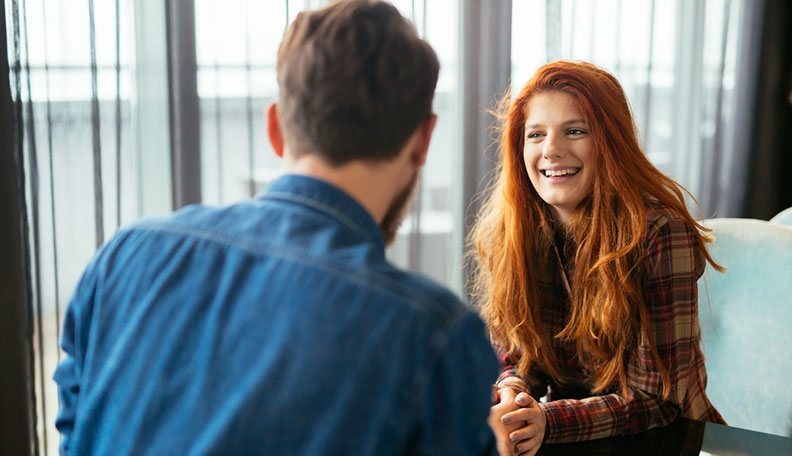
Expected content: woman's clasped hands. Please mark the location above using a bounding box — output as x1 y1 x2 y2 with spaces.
489 387 547 456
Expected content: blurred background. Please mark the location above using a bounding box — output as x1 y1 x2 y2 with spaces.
1 0 790 453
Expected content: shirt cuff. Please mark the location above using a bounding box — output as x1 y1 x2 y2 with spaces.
537 401 565 444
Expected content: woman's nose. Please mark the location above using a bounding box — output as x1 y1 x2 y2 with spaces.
542 133 565 160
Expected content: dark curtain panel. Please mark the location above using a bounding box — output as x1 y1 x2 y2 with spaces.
0 1 36 454
166 0 201 209
743 0 792 219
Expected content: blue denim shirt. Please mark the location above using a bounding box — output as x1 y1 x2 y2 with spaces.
54 174 499 455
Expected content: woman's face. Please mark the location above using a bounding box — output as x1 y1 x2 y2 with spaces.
522 91 595 226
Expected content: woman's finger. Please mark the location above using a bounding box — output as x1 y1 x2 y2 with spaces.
509 423 539 443
499 387 517 404
514 437 540 455
515 392 536 407
501 406 541 425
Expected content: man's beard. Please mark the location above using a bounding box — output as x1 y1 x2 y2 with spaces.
380 170 419 246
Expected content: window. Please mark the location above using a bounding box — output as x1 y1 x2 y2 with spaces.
7 0 169 452
194 0 464 291
511 0 743 211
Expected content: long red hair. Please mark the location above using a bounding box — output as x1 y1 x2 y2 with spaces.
470 61 722 398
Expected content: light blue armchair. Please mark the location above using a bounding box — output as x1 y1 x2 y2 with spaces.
770 207 792 227
697 218 792 436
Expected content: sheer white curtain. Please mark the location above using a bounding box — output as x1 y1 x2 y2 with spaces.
194 0 467 294
4 0 169 452
511 0 747 217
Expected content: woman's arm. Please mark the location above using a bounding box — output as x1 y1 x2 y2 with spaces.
529 215 710 443
494 345 549 401
495 345 529 393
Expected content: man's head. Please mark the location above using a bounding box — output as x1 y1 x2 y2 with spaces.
268 0 440 244
275 0 439 165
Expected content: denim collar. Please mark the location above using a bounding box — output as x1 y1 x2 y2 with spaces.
261 173 385 249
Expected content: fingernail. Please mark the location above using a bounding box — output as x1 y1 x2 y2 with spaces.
501 416 510 424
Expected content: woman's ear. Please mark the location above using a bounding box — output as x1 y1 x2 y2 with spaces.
267 103 284 158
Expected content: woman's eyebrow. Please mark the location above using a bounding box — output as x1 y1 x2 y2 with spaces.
526 119 586 129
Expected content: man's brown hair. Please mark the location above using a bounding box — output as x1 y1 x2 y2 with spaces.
276 0 439 165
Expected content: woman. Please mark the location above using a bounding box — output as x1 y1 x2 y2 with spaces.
471 61 725 455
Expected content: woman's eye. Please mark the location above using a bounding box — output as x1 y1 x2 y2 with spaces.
526 132 542 139
567 128 586 136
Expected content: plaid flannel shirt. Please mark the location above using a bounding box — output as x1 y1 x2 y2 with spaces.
496 204 725 444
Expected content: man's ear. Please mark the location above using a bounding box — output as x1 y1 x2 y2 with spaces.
412 114 437 167
267 103 285 158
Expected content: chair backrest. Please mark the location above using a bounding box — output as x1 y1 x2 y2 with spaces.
698 218 792 437
770 207 792 227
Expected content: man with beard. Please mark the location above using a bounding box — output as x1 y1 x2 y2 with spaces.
54 1 498 455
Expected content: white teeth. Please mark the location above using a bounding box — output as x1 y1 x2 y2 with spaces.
544 168 579 177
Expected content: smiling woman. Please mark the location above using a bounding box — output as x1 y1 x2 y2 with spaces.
522 91 594 226
470 61 726 455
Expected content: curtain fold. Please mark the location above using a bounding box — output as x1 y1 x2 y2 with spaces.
742 0 792 219
460 0 512 297
4 0 138 452
1 0 37 453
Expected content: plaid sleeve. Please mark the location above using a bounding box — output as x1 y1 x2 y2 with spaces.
494 344 549 400
494 344 529 393
539 214 705 443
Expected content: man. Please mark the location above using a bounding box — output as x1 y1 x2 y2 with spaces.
54 1 499 454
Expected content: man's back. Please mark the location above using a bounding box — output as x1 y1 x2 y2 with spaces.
55 175 498 455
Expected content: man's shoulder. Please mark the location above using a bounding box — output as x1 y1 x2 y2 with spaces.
127 201 253 235
371 265 475 329
87 203 253 271
111 201 275 254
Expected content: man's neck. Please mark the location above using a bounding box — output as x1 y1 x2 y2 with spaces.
285 155 395 224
